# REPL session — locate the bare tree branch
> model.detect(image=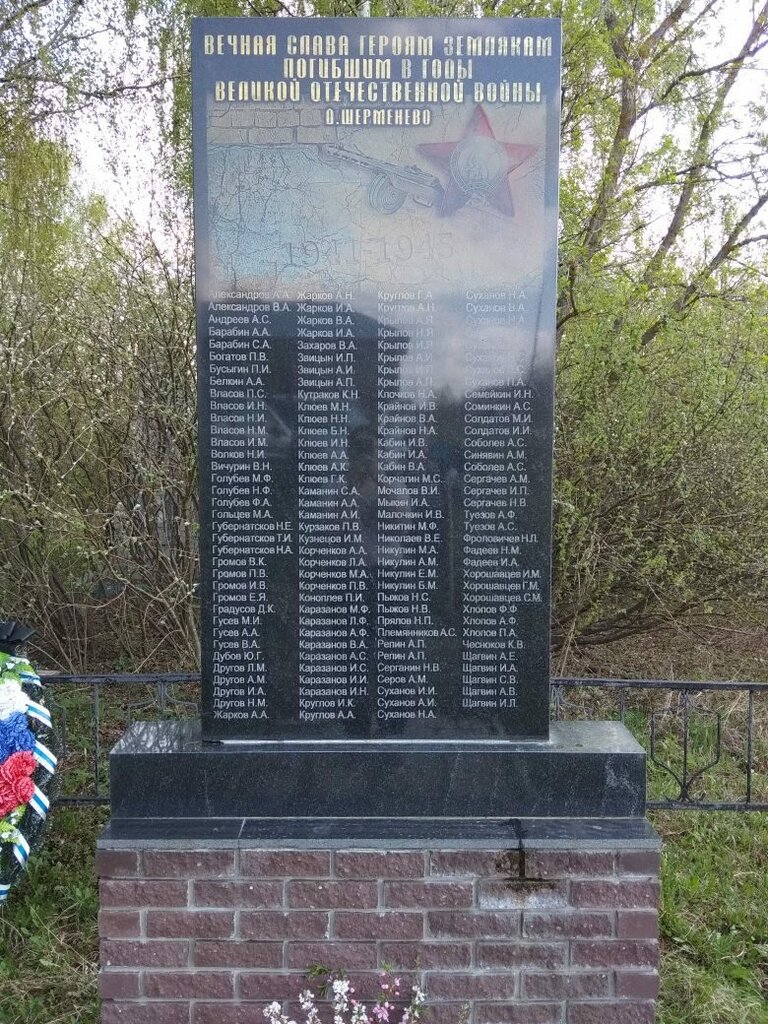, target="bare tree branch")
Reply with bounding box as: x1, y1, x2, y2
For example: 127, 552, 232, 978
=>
640, 190, 768, 346
641, 0, 768, 282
